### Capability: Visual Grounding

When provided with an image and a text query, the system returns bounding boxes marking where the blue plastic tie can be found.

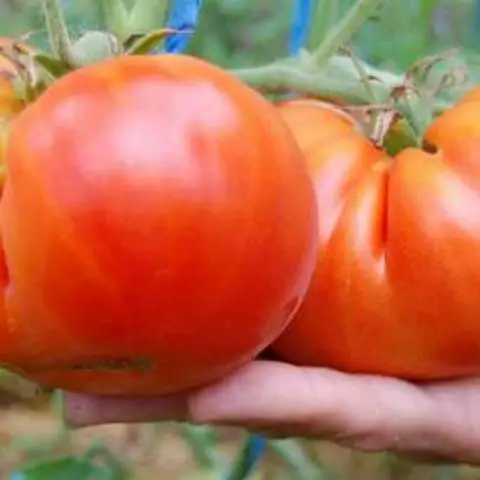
[164,0,203,53]
[241,434,268,476]
[290,0,314,55]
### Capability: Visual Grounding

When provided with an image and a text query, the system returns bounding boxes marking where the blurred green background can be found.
[2,0,480,72]
[1,0,480,479]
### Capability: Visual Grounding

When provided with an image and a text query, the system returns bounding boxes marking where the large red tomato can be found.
[0,55,318,395]
[272,93,480,381]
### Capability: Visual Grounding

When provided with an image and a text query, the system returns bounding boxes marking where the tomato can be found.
[272,92,480,381]
[0,54,318,395]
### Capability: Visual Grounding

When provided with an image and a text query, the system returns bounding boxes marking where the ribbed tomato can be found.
[0,55,318,395]
[272,93,480,381]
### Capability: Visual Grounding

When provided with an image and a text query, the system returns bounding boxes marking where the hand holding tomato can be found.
[63,360,480,465]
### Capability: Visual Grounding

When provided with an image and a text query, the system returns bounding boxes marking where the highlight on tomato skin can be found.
[0,54,319,396]
[272,91,480,382]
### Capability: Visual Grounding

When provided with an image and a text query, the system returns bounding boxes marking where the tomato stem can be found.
[232,0,460,140]
[310,0,392,66]
[232,54,458,145]
[232,55,401,104]
[41,0,76,68]
[306,0,337,51]
[381,117,421,155]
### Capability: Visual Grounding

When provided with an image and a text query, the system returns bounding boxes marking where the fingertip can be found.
[63,392,102,429]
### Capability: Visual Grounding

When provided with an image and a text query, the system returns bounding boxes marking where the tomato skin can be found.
[0,54,318,395]
[272,92,480,381]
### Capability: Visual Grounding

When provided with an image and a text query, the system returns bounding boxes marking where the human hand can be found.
[63,360,480,465]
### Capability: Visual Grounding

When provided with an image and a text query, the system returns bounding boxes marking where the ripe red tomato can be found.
[0,55,318,395]
[272,93,480,381]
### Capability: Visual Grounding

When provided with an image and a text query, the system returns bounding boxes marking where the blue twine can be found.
[222,433,268,480]
[289,0,314,55]
[164,0,203,53]
[239,434,268,477]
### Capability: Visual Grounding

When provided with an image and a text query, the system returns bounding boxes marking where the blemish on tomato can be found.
[20,356,156,373]
[422,140,439,155]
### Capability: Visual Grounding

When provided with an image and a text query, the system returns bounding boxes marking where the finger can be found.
[64,391,190,428]
[63,360,480,466]
[187,360,480,463]
[422,377,480,464]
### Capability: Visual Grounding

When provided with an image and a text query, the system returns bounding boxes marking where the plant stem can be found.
[41,0,75,67]
[129,0,169,34]
[270,439,329,480]
[99,0,130,41]
[231,54,454,142]
[307,0,336,50]
[232,56,399,104]
[311,0,392,66]
[177,423,220,471]
[232,0,401,103]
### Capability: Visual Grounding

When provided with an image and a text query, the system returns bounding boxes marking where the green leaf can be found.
[70,31,121,67]
[0,369,41,400]
[125,28,185,55]
[9,456,112,480]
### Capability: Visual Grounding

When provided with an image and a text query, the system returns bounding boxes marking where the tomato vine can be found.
[29,0,469,152]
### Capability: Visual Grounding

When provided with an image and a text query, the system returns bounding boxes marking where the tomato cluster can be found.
[1,43,480,396]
